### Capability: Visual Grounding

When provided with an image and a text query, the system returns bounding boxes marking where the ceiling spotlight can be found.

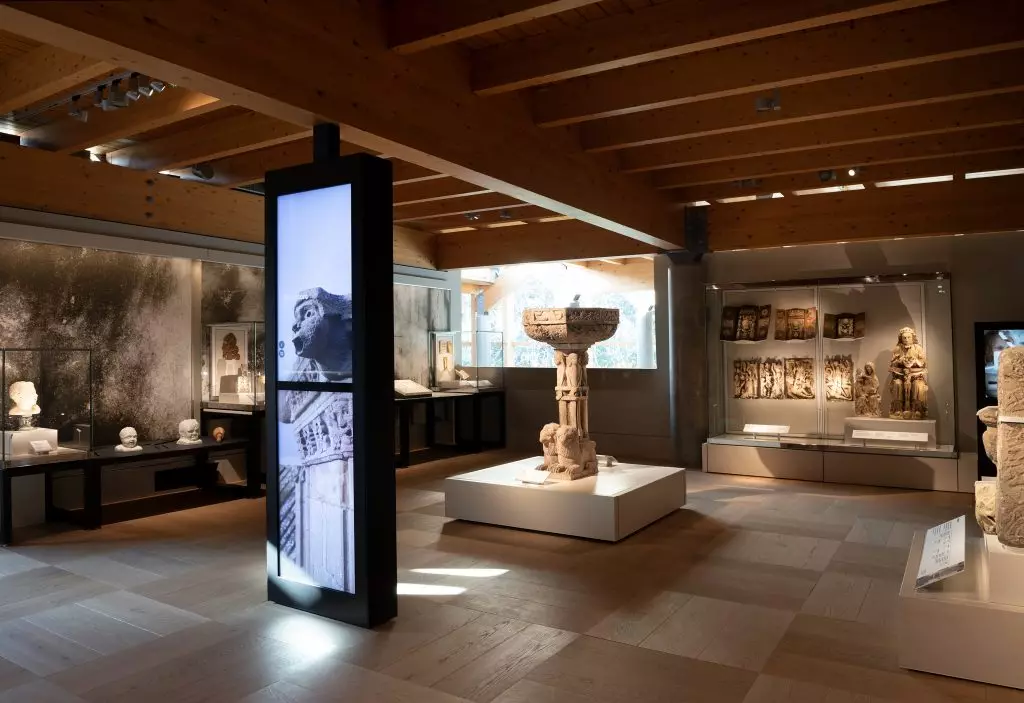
[95,85,115,111]
[150,79,167,93]
[755,89,781,113]
[108,79,129,108]
[818,169,836,183]
[847,167,860,177]
[464,212,481,221]
[126,73,142,101]
[191,162,215,180]
[498,209,513,220]
[68,95,88,123]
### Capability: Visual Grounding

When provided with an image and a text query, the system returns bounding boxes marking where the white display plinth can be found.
[984,534,1024,608]
[444,458,686,541]
[3,428,58,458]
[898,531,1024,689]
[844,417,936,448]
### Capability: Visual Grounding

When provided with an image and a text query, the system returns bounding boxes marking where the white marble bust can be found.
[176,418,202,445]
[115,426,143,452]
[7,381,40,417]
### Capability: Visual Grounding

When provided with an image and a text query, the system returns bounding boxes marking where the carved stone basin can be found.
[522,307,620,351]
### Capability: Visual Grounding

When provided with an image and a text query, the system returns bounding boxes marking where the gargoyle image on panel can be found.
[733,358,760,399]
[759,357,784,399]
[824,354,854,401]
[785,357,815,399]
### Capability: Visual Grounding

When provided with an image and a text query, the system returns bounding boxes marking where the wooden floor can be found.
[0,451,1015,703]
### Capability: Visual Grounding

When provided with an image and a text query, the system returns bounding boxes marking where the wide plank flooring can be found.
[0,450,1016,702]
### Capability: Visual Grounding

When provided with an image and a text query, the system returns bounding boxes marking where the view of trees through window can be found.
[461,260,656,370]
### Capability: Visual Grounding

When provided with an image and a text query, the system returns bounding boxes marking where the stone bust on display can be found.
[888,326,928,419]
[176,418,202,445]
[115,426,143,452]
[8,381,41,430]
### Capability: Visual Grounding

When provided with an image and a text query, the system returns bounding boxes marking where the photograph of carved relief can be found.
[732,358,760,399]
[736,306,758,342]
[278,389,355,593]
[755,305,772,341]
[785,357,816,399]
[825,354,854,401]
[276,185,353,383]
[759,357,784,399]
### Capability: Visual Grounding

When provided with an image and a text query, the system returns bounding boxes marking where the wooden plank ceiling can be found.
[0,0,1021,267]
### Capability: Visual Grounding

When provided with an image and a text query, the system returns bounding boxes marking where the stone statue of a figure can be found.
[115,426,143,452]
[854,362,881,417]
[888,327,928,419]
[176,418,202,445]
[289,287,353,382]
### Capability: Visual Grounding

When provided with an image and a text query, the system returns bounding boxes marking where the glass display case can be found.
[430,330,504,392]
[201,322,266,410]
[706,274,955,456]
[2,348,92,466]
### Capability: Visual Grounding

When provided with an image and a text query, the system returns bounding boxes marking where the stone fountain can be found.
[522,307,620,480]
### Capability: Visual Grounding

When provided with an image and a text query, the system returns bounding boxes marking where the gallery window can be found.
[461,259,656,370]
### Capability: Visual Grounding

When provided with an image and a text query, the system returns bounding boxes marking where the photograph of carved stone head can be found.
[276,184,354,383]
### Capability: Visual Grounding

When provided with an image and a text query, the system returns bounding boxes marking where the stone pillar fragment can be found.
[997,346,1024,547]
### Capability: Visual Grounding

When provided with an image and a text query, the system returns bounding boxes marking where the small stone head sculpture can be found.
[177,418,201,444]
[8,381,40,416]
[119,427,139,448]
[212,426,226,443]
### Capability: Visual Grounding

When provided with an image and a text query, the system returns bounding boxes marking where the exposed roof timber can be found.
[581,50,1024,152]
[167,139,442,188]
[436,219,659,269]
[653,124,1024,189]
[406,205,557,232]
[392,178,490,206]
[0,1,683,249]
[0,140,260,241]
[473,0,943,94]
[706,174,1024,250]
[388,0,601,53]
[618,94,1024,172]
[394,193,531,223]
[532,0,1024,126]
[105,110,308,171]
[20,88,222,154]
[0,45,114,114]
[670,150,1024,203]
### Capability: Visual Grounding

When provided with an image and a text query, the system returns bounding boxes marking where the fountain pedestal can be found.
[523,307,619,481]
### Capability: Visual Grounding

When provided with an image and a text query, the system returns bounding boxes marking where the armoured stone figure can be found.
[115,426,143,452]
[289,287,353,382]
[854,362,882,417]
[176,418,202,445]
[888,327,928,419]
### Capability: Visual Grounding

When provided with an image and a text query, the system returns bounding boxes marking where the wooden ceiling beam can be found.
[437,219,658,269]
[473,0,942,95]
[19,88,222,155]
[0,1,683,249]
[394,193,530,223]
[581,50,1024,152]
[392,178,489,206]
[653,125,1024,189]
[407,205,558,232]
[105,110,308,172]
[670,150,1024,203]
[532,0,1024,126]
[619,94,1024,173]
[0,44,114,114]
[387,0,601,54]
[0,140,260,242]
[707,174,1024,250]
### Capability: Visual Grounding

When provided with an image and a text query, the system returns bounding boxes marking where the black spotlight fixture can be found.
[818,169,837,183]
[191,162,215,180]
[126,73,142,101]
[68,95,88,123]
[464,212,481,221]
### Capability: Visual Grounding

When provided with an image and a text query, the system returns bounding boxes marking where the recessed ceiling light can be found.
[876,175,953,188]
[438,226,475,233]
[485,220,526,228]
[965,167,1024,179]
[537,215,572,222]
[793,184,865,195]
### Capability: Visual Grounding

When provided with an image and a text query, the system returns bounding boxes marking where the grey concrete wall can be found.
[704,231,1024,455]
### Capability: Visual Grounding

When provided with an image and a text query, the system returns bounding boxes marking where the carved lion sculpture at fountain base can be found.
[539,422,597,481]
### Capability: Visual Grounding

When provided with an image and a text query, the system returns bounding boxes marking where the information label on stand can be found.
[851,429,929,443]
[517,470,551,485]
[915,515,966,589]
[743,424,790,435]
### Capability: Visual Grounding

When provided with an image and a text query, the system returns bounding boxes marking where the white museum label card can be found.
[29,440,52,454]
[851,429,929,443]
[915,515,966,589]
[517,470,550,485]
[743,424,790,434]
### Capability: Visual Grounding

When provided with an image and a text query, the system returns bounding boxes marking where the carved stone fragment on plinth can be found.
[976,480,998,535]
[523,307,619,481]
[997,346,1024,547]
